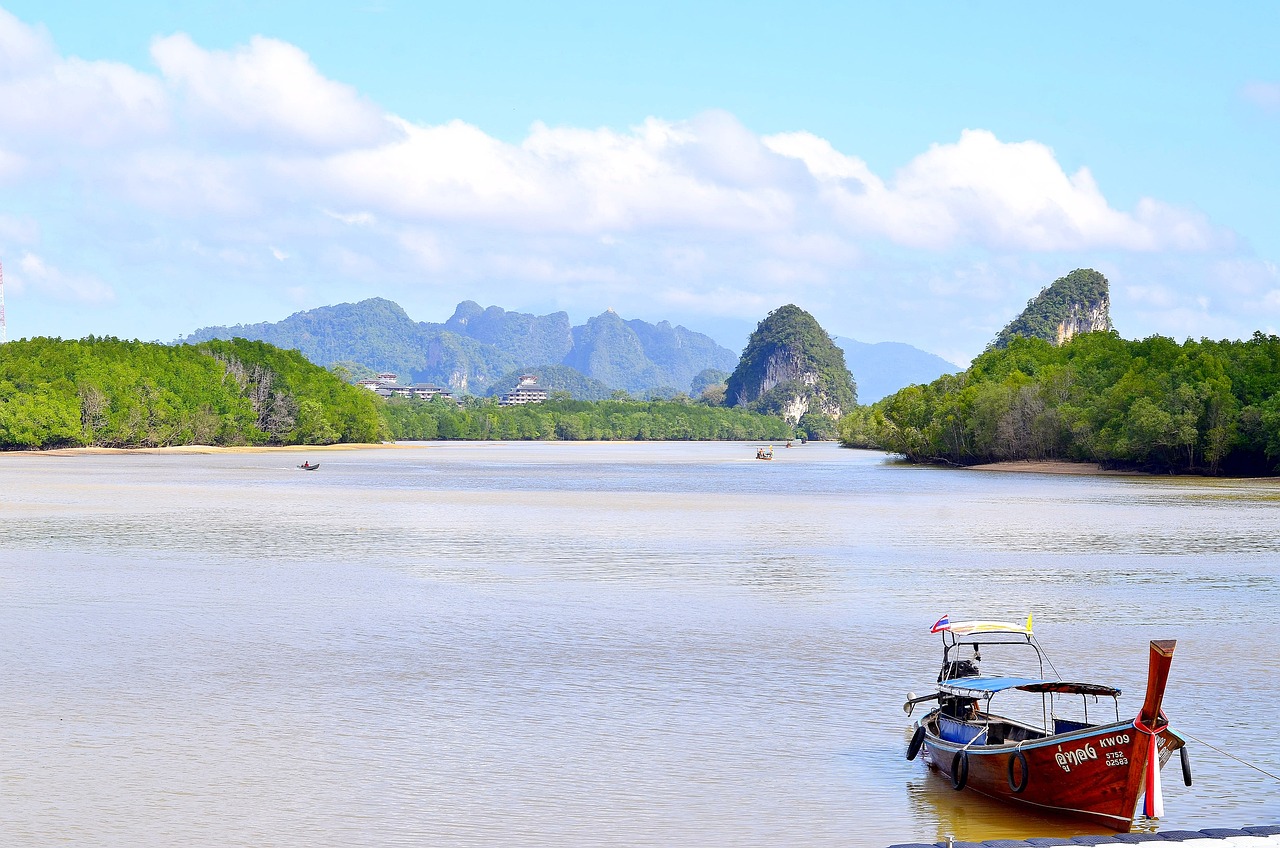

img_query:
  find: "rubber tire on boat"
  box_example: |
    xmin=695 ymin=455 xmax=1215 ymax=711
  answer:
xmin=950 ymin=751 xmax=969 ymax=791
xmin=1180 ymin=746 xmax=1192 ymax=786
xmin=906 ymin=726 xmax=926 ymax=761
xmin=1007 ymin=750 xmax=1029 ymax=793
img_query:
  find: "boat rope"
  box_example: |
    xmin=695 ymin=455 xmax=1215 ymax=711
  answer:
xmin=1179 ymin=729 xmax=1280 ymax=782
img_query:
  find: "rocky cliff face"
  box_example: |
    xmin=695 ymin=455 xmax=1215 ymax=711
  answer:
xmin=1053 ymin=298 xmax=1111 ymax=345
xmin=725 ymin=304 xmax=856 ymax=424
xmin=992 ymin=268 xmax=1113 ymax=349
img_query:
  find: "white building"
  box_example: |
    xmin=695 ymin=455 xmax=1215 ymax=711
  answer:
xmin=357 ymin=373 xmax=455 ymax=402
xmin=499 ymin=374 xmax=548 ymax=406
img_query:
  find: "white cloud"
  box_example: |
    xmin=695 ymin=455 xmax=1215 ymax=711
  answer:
xmin=0 ymin=9 xmax=1265 ymax=358
xmin=771 ymin=129 xmax=1218 ymax=252
xmin=324 ymin=209 xmax=377 ymax=226
xmin=0 ymin=9 xmax=167 ymax=149
xmin=151 ymin=33 xmax=396 ymax=150
xmin=0 ymin=7 xmax=54 ymax=75
xmin=15 ymin=253 xmax=114 ymax=303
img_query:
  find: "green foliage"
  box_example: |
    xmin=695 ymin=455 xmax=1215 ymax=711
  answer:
xmin=843 ymin=330 xmax=1280 ymax=475
xmin=698 ymin=384 xmax=727 ymax=405
xmin=992 ymin=268 xmax=1112 ymax=349
xmin=0 ymin=336 xmax=387 ymax=450
xmin=330 ymin=360 xmax=377 ymax=383
xmin=725 ymin=304 xmax=857 ymax=417
xmin=382 ymin=397 xmax=792 ymax=442
xmin=690 ymin=368 xmax=729 ymax=396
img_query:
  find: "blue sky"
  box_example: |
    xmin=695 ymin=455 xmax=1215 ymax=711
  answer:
xmin=1 ymin=1 xmax=1278 ymax=363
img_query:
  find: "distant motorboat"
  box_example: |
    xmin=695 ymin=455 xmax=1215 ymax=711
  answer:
xmin=755 ymin=447 xmax=774 ymax=460
xmin=298 ymin=462 xmax=320 ymax=471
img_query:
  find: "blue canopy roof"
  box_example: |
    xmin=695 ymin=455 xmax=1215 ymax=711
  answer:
xmin=939 ymin=676 xmax=1053 ymax=698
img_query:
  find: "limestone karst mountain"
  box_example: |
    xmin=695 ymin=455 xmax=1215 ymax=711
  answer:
xmin=991 ymin=268 xmax=1113 ymax=349
xmin=724 ymin=304 xmax=856 ymax=427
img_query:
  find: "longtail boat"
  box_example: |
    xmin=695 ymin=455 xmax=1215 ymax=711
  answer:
xmin=903 ymin=616 xmax=1190 ymax=832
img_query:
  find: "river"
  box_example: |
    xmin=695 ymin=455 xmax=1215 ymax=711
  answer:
xmin=0 ymin=441 xmax=1276 ymax=846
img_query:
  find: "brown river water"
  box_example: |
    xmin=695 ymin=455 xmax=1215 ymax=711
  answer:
xmin=0 ymin=441 xmax=1277 ymax=847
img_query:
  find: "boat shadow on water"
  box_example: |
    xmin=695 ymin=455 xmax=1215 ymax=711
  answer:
xmin=903 ymin=756 xmax=1163 ymax=842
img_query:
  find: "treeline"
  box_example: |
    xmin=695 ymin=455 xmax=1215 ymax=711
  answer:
xmin=0 ymin=337 xmax=792 ymax=450
xmin=839 ymin=331 xmax=1280 ymax=475
xmin=384 ymin=397 xmax=793 ymax=441
xmin=0 ymin=337 xmax=387 ymax=449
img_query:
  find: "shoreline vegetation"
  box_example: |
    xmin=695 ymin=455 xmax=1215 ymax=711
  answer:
xmin=0 ymin=336 xmax=790 ymax=452
xmin=8 ymin=332 xmax=1280 ymax=478
xmin=840 ymin=331 xmax=1280 ymax=477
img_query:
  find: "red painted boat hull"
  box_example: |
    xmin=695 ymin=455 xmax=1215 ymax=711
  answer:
xmin=919 ymin=717 xmax=1183 ymax=831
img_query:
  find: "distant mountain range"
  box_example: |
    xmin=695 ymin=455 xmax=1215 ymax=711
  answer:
xmin=831 ymin=337 xmax=960 ymax=403
xmin=179 ymin=298 xmax=739 ymax=397
xmin=179 ymin=297 xmax=959 ymax=402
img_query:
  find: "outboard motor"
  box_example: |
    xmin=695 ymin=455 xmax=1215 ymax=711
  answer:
xmin=938 ymin=658 xmax=980 ymax=682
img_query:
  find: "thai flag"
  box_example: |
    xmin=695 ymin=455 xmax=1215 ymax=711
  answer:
xmin=930 ymin=614 xmax=951 ymax=633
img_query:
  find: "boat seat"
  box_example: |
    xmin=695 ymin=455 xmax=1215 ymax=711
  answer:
xmin=1054 ymin=718 xmax=1092 ymax=734
xmin=938 ymin=715 xmax=987 ymax=745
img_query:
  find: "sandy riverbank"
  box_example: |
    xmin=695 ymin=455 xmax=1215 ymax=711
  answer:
xmin=966 ymin=459 xmax=1140 ymax=476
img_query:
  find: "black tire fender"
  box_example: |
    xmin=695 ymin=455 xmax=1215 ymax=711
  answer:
xmin=906 ymin=726 xmax=926 ymax=761
xmin=1007 ymin=750 xmax=1029 ymax=793
xmin=1180 ymin=745 xmax=1192 ymax=786
xmin=951 ymin=751 xmax=969 ymax=791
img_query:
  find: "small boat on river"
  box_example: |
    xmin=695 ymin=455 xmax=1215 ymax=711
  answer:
xmin=903 ymin=616 xmax=1189 ymax=832
xmin=298 ymin=462 xmax=320 ymax=471
xmin=755 ymin=446 xmax=774 ymax=460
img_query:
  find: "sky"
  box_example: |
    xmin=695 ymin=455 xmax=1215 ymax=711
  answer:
xmin=1 ymin=2 xmax=1278 ymax=364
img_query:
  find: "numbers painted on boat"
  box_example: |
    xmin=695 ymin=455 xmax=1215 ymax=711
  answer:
xmin=1105 ymin=751 xmax=1129 ymax=767
xmin=1098 ymin=733 xmax=1130 ymax=748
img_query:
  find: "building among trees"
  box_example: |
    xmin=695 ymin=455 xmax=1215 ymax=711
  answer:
xmin=499 ymin=375 xmax=548 ymax=406
xmin=357 ymin=373 xmax=454 ymax=401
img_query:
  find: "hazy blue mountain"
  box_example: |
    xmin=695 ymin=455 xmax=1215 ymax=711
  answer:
xmin=181 ymin=297 xmax=430 ymax=369
xmin=832 ymin=336 xmax=960 ymax=403
xmin=563 ymin=310 xmax=738 ymax=395
xmin=443 ymin=301 xmax=575 ymax=366
xmin=179 ymin=298 xmax=519 ymax=394
xmin=180 ymin=298 xmax=738 ymax=397
xmin=564 ymin=311 xmax=668 ymax=393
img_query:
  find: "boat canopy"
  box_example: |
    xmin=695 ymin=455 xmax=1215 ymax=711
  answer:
xmin=939 ymin=676 xmax=1051 ymax=698
xmin=1015 ymin=681 xmax=1121 ymax=698
xmin=944 ymin=620 xmax=1032 ymax=637
xmin=940 ymin=676 xmax=1121 ymax=699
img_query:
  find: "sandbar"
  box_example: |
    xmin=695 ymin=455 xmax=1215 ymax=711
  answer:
xmin=967 ymin=459 xmax=1139 ymax=476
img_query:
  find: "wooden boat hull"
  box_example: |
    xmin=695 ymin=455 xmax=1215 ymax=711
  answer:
xmin=919 ymin=715 xmax=1183 ymax=831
